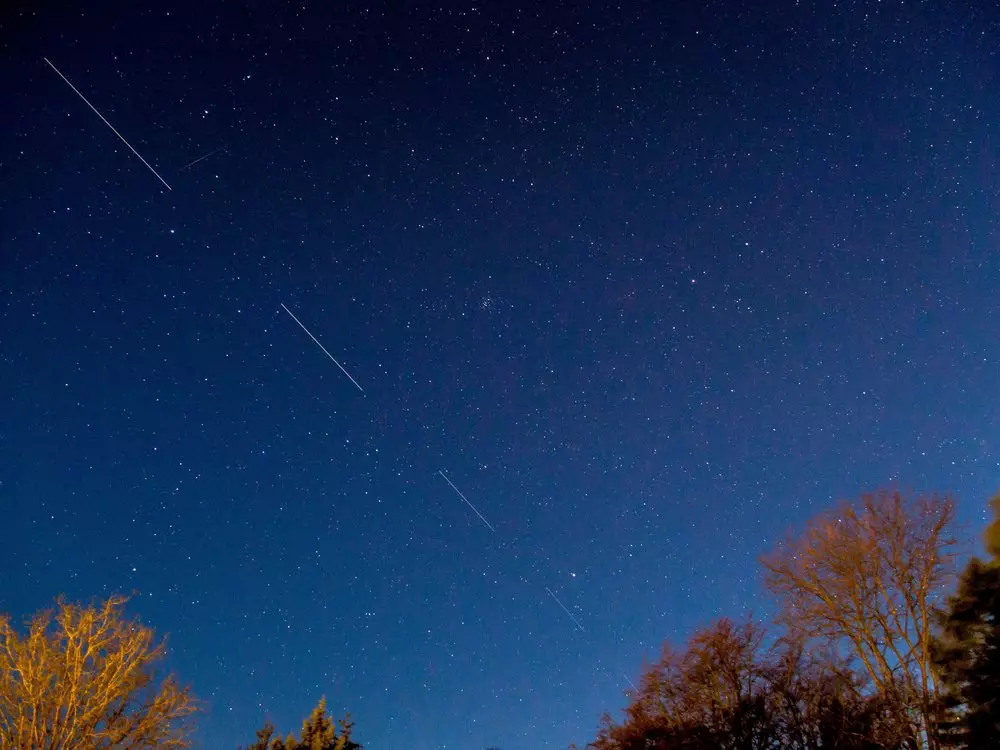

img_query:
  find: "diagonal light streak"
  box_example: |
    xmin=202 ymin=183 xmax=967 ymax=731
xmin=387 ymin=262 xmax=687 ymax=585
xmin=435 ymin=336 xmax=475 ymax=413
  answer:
xmin=438 ymin=470 xmax=496 ymax=533
xmin=544 ymin=586 xmax=586 ymax=632
xmin=280 ymin=302 xmax=364 ymax=393
xmin=44 ymin=57 xmax=172 ymax=190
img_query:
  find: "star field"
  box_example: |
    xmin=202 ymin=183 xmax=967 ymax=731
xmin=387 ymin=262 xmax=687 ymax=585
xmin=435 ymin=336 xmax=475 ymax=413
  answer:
xmin=2 ymin=2 xmax=999 ymax=749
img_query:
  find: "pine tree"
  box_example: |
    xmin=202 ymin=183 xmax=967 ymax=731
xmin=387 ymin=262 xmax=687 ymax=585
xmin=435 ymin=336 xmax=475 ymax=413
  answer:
xmin=240 ymin=722 xmax=276 ymax=750
xmin=337 ymin=714 xmax=360 ymax=750
xmin=241 ymin=698 xmax=361 ymax=750
xmin=933 ymin=494 xmax=1000 ymax=746
xmin=300 ymin=697 xmax=337 ymax=750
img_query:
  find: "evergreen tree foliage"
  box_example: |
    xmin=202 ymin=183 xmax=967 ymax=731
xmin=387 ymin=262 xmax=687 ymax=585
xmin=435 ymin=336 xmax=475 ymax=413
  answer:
xmin=933 ymin=495 xmax=1000 ymax=747
xmin=300 ymin=698 xmax=337 ymax=750
xmin=243 ymin=722 xmax=276 ymax=750
xmin=240 ymin=698 xmax=361 ymax=750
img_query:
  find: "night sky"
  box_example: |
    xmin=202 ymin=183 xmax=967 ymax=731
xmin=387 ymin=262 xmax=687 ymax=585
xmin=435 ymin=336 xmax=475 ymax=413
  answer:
xmin=2 ymin=1 xmax=999 ymax=748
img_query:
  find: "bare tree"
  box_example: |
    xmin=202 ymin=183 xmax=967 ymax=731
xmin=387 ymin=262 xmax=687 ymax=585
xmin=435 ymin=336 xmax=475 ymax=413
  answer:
xmin=0 ymin=594 xmax=197 ymax=749
xmin=765 ymin=633 xmax=920 ymax=749
xmin=587 ymin=617 xmax=775 ymax=750
xmin=761 ymin=490 xmax=956 ymax=750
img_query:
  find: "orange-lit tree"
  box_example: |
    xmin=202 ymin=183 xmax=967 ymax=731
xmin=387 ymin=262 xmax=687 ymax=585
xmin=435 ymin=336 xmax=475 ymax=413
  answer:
xmin=0 ymin=594 xmax=197 ymax=749
xmin=587 ymin=617 xmax=773 ymax=750
xmin=762 ymin=490 xmax=956 ymax=750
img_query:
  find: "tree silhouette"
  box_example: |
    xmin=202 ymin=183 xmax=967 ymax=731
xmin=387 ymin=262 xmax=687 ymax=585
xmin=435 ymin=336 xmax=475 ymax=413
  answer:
xmin=240 ymin=698 xmax=360 ymax=750
xmin=582 ymin=618 xmax=920 ymax=749
xmin=933 ymin=494 xmax=1000 ymax=746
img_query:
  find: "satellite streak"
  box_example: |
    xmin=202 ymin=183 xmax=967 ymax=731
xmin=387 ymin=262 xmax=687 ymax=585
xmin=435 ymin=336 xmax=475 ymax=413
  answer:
xmin=544 ymin=586 xmax=586 ymax=632
xmin=280 ymin=303 xmax=364 ymax=392
xmin=43 ymin=57 xmax=172 ymax=191
xmin=180 ymin=148 xmax=225 ymax=171
xmin=438 ymin=471 xmax=496 ymax=533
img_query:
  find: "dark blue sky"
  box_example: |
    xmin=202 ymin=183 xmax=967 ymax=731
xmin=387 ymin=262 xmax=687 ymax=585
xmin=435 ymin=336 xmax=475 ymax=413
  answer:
xmin=2 ymin=1 xmax=998 ymax=748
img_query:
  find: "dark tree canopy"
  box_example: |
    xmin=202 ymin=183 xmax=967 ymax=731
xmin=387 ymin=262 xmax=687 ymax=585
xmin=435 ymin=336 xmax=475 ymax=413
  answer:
xmin=240 ymin=698 xmax=361 ymax=750
xmin=584 ymin=617 xmax=918 ymax=750
xmin=933 ymin=495 xmax=1000 ymax=747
